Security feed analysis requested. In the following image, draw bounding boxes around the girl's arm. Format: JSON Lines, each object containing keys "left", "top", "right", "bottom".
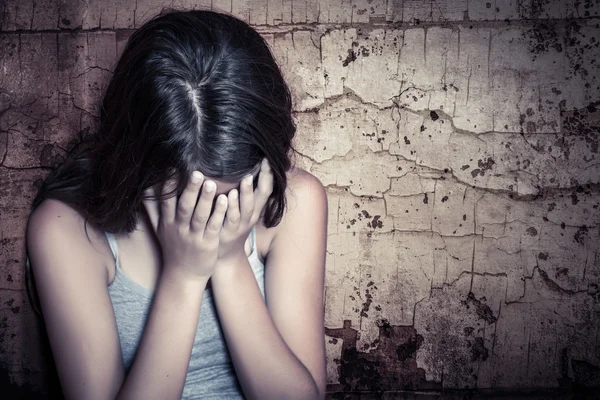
{"left": 27, "top": 199, "right": 208, "bottom": 400}
{"left": 210, "top": 170, "right": 328, "bottom": 399}
{"left": 114, "top": 268, "right": 208, "bottom": 400}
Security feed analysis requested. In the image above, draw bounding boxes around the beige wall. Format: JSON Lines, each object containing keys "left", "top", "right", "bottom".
{"left": 1, "top": 0, "right": 599, "bottom": 396}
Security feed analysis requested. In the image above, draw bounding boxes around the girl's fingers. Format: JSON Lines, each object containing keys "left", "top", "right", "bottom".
{"left": 176, "top": 171, "right": 204, "bottom": 227}
{"left": 223, "top": 189, "right": 241, "bottom": 231}
{"left": 190, "top": 180, "right": 217, "bottom": 233}
{"left": 254, "top": 158, "right": 274, "bottom": 211}
{"left": 204, "top": 194, "right": 228, "bottom": 240}
{"left": 160, "top": 178, "right": 178, "bottom": 224}
{"left": 239, "top": 174, "right": 255, "bottom": 222}
{"left": 142, "top": 186, "right": 160, "bottom": 233}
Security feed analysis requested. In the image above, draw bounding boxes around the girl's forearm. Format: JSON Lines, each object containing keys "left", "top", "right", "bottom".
{"left": 116, "top": 269, "right": 209, "bottom": 400}
{"left": 211, "top": 258, "right": 320, "bottom": 400}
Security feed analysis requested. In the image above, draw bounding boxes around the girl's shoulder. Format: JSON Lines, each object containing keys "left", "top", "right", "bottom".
{"left": 27, "top": 198, "right": 114, "bottom": 281}
{"left": 257, "top": 166, "right": 325, "bottom": 259}
{"left": 283, "top": 165, "right": 327, "bottom": 210}
{"left": 284, "top": 165, "right": 322, "bottom": 192}
{"left": 264, "top": 165, "right": 326, "bottom": 233}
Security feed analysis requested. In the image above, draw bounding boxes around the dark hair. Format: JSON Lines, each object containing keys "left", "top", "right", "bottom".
{"left": 29, "top": 8, "right": 296, "bottom": 235}
{"left": 24, "top": 10, "right": 297, "bottom": 391}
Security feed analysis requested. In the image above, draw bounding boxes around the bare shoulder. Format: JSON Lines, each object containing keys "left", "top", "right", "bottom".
{"left": 283, "top": 166, "right": 328, "bottom": 211}
{"left": 274, "top": 166, "right": 328, "bottom": 237}
{"left": 259, "top": 166, "right": 327, "bottom": 257}
{"left": 28, "top": 198, "right": 95, "bottom": 243}
{"left": 27, "top": 198, "right": 111, "bottom": 279}
{"left": 27, "top": 198, "right": 83, "bottom": 245}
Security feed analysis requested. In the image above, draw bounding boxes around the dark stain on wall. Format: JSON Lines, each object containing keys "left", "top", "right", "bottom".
{"left": 572, "top": 358, "right": 600, "bottom": 387}
{"left": 367, "top": 215, "right": 383, "bottom": 229}
{"left": 524, "top": 20, "right": 563, "bottom": 56}
{"left": 395, "top": 332, "right": 423, "bottom": 362}
{"left": 468, "top": 336, "right": 489, "bottom": 362}
{"left": 346, "top": 209, "right": 384, "bottom": 230}
{"left": 525, "top": 19, "right": 600, "bottom": 79}
{"left": 470, "top": 157, "right": 495, "bottom": 178}
{"left": 325, "top": 319, "right": 442, "bottom": 392}
{"left": 360, "top": 282, "right": 375, "bottom": 318}
{"left": 574, "top": 225, "right": 590, "bottom": 245}
{"left": 3, "top": 298, "right": 20, "bottom": 314}
{"left": 564, "top": 20, "right": 599, "bottom": 79}
{"left": 342, "top": 48, "right": 358, "bottom": 67}
{"left": 461, "top": 292, "right": 498, "bottom": 325}
{"left": 526, "top": 226, "right": 538, "bottom": 236}
{"left": 562, "top": 102, "right": 600, "bottom": 156}
{"left": 536, "top": 267, "right": 578, "bottom": 295}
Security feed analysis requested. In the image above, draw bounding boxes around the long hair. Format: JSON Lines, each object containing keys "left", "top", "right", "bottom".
{"left": 24, "top": 8, "right": 297, "bottom": 395}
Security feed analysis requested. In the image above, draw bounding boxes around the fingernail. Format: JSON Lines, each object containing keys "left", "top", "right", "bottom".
{"left": 191, "top": 171, "right": 202, "bottom": 184}
{"left": 231, "top": 189, "right": 238, "bottom": 199}
{"left": 245, "top": 175, "right": 253, "bottom": 185}
{"left": 205, "top": 181, "right": 215, "bottom": 192}
{"left": 219, "top": 195, "right": 226, "bottom": 204}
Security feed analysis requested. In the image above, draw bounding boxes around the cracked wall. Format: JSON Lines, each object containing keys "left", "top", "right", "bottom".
{"left": 1, "top": 0, "right": 600, "bottom": 396}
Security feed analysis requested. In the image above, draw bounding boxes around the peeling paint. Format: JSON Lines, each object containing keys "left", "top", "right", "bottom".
{"left": 3, "top": 0, "right": 600, "bottom": 396}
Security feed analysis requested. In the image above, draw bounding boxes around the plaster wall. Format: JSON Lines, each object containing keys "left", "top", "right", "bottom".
{"left": 1, "top": 0, "right": 599, "bottom": 396}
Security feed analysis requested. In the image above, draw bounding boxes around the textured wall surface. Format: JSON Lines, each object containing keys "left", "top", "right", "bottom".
{"left": 1, "top": 0, "right": 600, "bottom": 398}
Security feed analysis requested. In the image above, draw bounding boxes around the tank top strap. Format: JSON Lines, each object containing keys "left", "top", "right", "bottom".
{"left": 250, "top": 225, "right": 256, "bottom": 253}
{"left": 104, "top": 231, "right": 119, "bottom": 265}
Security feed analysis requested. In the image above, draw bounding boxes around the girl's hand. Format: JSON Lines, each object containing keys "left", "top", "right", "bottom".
{"left": 142, "top": 173, "right": 229, "bottom": 282}
{"left": 217, "top": 158, "right": 274, "bottom": 265}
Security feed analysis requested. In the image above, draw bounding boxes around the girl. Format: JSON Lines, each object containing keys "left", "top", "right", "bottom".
{"left": 25, "top": 8, "right": 327, "bottom": 400}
